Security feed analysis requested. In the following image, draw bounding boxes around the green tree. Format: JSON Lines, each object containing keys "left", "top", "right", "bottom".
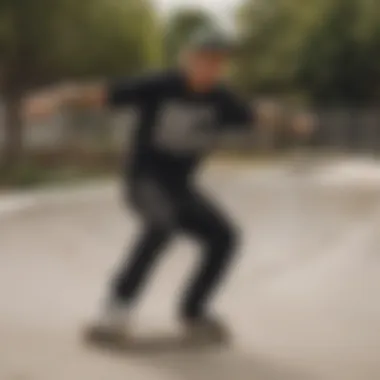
{"left": 0, "top": 0, "right": 162, "bottom": 169}
{"left": 235, "top": 0, "right": 300, "bottom": 95}
{"left": 295, "top": 0, "right": 380, "bottom": 105}
{"left": 235, "top": 0, "right": 380, "bottom": 105}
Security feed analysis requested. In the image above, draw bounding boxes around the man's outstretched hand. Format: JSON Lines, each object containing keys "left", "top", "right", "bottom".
{"left": 256, "top": 100, "right": 316, "bottom": 138}
{"left": 290, "top": 112, "right": 316, "bottom": 138}
{"left": 24, "top": 83, "right": 107, "bottom": 121}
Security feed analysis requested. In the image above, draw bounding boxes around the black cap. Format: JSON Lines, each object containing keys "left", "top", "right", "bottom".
{"left": 186, "top": 29, "right": 236, "bottom": 54}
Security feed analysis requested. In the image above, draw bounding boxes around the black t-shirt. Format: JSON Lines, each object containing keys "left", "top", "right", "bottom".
{"left": 108, "top": 70, "right": 254, "bottom": 187}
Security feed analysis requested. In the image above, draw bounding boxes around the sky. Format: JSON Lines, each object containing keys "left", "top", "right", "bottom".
{"left": 153, "top": 0, "right": 242, "bottom": 31}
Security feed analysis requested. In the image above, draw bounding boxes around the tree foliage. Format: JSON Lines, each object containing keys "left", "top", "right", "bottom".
{"left": 0, "top": 0, "right": 162, "bottom": 167}
{"left": 235, "top": 0, "right": 380, "bottom": 105}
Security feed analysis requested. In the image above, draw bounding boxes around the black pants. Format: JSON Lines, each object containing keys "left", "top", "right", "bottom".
{"left": 111, "top": 177, "right": 238, "bottom": 319}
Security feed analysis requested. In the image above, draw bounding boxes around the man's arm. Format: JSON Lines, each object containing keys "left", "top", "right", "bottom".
{"left": 217, "top": 89, "right": 254, "bottom": 131}
{"left": 217, "top": 90, "right": 314, "bottom": 144}
{"left": 215, "top": 89, "right": 256, "bottom": 148}
{"left": 26, "top": 75, "right": 158, "bottom": 119}
{"left": 65, "top": 76, "right": 156, "bottom": 108}
{"left": 62, "top": 82, "right": 107, "bottom": 109}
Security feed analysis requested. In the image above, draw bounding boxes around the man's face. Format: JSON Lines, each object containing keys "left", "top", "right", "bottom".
{"left": 185, "top": 50, "right": 230, "bottom": 90}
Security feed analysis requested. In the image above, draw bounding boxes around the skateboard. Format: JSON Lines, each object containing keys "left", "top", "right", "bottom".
{"left": 82, "top": 323, "right": 231, "bottom": 354}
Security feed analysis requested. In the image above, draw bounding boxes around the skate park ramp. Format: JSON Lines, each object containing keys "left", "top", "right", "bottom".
{"left": 1, "top": 158, "right": 380, "bottom": 380}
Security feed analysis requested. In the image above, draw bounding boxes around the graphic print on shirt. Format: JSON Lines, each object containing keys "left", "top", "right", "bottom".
{"left": 154, "top": 102, "right": 216, "bottom": 154}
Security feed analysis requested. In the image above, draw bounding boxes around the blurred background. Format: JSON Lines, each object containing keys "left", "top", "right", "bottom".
{"left": 0, "top": 0, "right": 379, "bottom": 187}
{"left": 2, "top": 2, "right": 380, "bottom": 380}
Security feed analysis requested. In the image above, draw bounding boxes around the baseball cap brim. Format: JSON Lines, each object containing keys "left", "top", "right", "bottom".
{"left": 187, "top": 30, "right": 237, "bottom": 54}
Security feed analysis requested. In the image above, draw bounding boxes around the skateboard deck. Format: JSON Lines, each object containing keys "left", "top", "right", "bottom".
{"left": 82, "top": 324, "right": 230, "bottom": 354}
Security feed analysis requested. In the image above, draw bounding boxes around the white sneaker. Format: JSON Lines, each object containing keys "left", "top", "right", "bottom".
{"left": 87, "top": 299, "right": 131, "bottom": 342}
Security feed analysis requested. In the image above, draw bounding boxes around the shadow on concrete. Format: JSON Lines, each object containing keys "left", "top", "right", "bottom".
{"left": 136, "top": 349, "right": 314, "bottom": 380}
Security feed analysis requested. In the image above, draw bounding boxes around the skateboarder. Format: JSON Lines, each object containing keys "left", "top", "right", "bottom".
{"left": 61, "top": 30, "right": 312, "bottom": 342}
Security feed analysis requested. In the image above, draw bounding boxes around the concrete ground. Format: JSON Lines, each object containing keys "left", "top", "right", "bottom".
{"left": 1, "top": 159, "right": 380, "bottom": 380}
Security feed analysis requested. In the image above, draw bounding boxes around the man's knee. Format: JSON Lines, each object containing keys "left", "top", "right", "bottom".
{"left": 144, "top": 224, "right": 172, "bottom": 248}
{"left": 209, "top": 221, "right": 240, "bottom": 255}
